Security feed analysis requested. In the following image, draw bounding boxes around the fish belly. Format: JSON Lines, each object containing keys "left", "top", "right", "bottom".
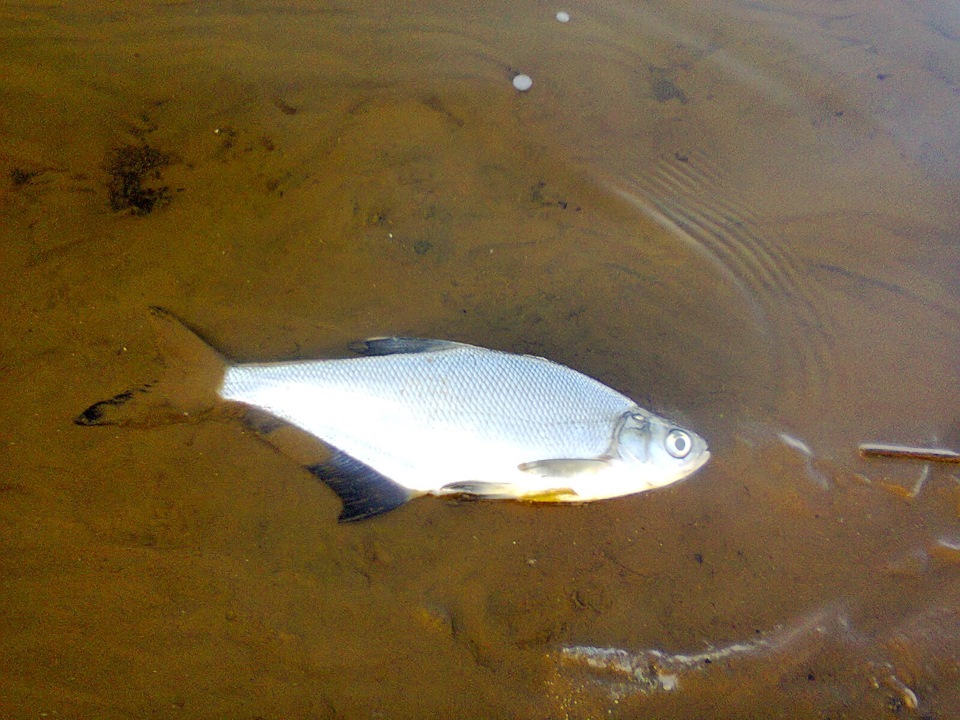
{"left": 219, "top": 345, "right": 634, "bottom": 493}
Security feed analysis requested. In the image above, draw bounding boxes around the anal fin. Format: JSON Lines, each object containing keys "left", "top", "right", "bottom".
{"left": 438, "top": 481, "right": 579, "bottom": 502}
{"left": 438, "top": 481, "right": 521, "bottom": 499}
{"left": 518, "top": 488, "right": 579, "bottom": 502}
{"left": 308, "top": 450, "right": 413, "bottom": 522}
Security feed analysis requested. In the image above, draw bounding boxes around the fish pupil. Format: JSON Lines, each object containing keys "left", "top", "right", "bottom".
{"left": 666, "top": 429, "right": 691, "bottom": 458}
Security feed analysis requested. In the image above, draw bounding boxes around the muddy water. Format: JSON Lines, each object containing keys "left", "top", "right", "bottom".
{"left": 1, "top": 1, "right": 959, "bottom": 718}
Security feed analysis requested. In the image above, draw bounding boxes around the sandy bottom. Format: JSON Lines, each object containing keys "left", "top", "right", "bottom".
{"left": 2, "top": 1, "right": 959, "bottom": 718}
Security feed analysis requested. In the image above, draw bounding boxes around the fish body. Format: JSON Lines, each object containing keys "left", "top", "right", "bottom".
{"left": 78, "top": 309, "right": 710, "bottom": 522}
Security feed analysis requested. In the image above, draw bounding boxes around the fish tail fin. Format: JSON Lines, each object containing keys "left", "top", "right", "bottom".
{"left": 75, "top": 307, "right": 229, "bottom": 427}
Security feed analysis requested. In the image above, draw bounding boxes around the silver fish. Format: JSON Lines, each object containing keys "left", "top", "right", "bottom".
{"left": 77, "top": 308, "right": 710, "bottom": 522}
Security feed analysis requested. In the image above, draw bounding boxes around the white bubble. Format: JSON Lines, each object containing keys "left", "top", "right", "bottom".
{"left": 556, "top": 11, "right": 570, "bottom": 22}
{"left": 512, "top": 74, "right": 533, "bottom": 92}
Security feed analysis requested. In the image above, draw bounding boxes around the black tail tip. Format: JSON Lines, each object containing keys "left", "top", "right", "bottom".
{"left": 73, "top": 391, "right": 136, "bottom": 426}
{"left": 74, "top": 402, "right": 106, "bottom": 425}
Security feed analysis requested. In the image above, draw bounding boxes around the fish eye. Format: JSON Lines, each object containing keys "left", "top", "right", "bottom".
{"left": 665, "top": 429, "right": 692, "bottom": 459}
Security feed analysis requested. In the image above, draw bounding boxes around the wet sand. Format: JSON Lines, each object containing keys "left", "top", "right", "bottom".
{"left": 2, "top": 1, "right": 959, "bottom": 718}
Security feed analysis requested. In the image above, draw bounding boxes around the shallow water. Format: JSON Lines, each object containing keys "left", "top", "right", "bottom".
{"left": 2, "top": 1, "right": 959, "bottom": 718}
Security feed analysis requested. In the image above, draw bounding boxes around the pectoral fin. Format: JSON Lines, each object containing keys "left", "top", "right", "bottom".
{"left": 308, "top": 450, "right": 414, "bottom": 522}
{"left": 518, "top": 458, "right": 612, "bottom": 478}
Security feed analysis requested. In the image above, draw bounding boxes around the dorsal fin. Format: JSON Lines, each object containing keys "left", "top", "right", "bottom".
{"left": 348, "top": 337, "right": 464, "bottom": 356}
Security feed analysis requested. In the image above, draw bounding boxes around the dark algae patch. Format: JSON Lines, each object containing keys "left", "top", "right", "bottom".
{"left": 530, "top": 180, "right": 579, "bottom": 210}
{"left": 651, "top": 75, "right": 686, "bottom": 103}
{"left": 10, "top": 167, "right": 37, "bottom": 187}
{"left": 272, "top": 96, "right": 298, "bottom": 115}
{"left": 649, "top": 65, "right": 688, "bottom": 103}
{"left": 105, "top": 144, "right": 171, "bottom": 215}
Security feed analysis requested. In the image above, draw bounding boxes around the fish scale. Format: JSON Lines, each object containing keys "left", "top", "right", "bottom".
{"left": 219, "top": 346, "right": 632, "bottom": 491}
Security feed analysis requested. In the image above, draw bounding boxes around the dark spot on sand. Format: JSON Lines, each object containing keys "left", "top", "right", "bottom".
{"left": 272, "top": 97, "right": 298, "bottom": 115}
{"left": 651, "top": 76, "right": 687, "bottom": 103}
{"left": 105, "top": 144, "right": 171, "bottom": 215}
{"left": 11, "top": 168, "right": 37, "bottom": 187}
{"left": 530, "top": 180, "right": 575, "bottom": 209}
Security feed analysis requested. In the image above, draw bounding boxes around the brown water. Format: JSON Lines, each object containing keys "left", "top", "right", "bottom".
{"left": 2, "top": 1, "right": 959, "bottom": 718}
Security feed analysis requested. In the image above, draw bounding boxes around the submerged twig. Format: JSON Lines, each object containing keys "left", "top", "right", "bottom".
{"left": 557, "top": 608, "right": 840, "bottom": 697}
{"left": 858, "top": 443, "right": 960, "bottom": 464}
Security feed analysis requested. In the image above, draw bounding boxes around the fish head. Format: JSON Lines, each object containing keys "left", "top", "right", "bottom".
{"left": 614, "top": 409, "right": 710, "bottom": 489}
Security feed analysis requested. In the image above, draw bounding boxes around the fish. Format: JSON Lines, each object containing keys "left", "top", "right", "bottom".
{"left": 76, "top": 307, "right": 710, "bottom": 522}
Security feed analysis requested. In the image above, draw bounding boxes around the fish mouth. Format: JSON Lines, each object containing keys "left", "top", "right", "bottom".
{"left": 689, "top": 449, "right": 711, "bottom": 474}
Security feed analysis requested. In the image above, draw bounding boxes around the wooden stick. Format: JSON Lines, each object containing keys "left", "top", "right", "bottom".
{"left": 859, "top": 443, "right": 960, "bottom": 464}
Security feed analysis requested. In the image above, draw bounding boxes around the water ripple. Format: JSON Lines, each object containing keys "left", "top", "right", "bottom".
{"left": 606, "top": 150, "right": 837, "bottom": 413}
